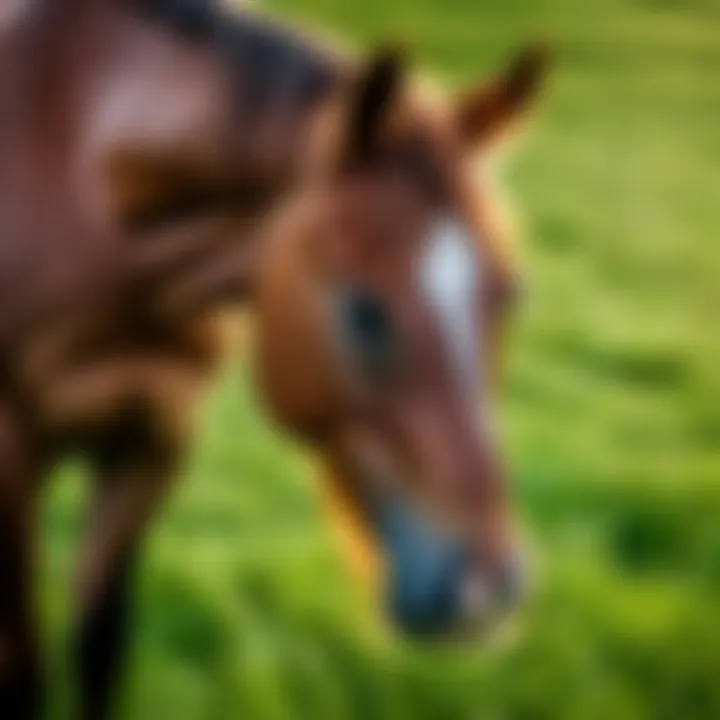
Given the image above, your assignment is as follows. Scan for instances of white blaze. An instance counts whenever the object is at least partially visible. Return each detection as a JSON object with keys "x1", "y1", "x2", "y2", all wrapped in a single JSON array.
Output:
[{"x1": 419, "y1": 218, "x2": 481, "y2": 392}]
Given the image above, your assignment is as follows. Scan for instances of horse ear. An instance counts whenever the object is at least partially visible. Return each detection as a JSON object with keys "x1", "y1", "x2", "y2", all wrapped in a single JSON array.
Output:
[
  {"x1": 456, "y1": 44, "x2": 550, "y2": 146},
  {"x1": 340, "y1": 44, "x2": 406, "y2": 166}
]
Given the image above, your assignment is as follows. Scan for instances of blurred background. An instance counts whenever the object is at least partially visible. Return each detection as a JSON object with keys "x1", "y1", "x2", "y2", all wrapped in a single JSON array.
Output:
[{"x1": 44, "y1": 0, "x2": 719, "y2": 717}]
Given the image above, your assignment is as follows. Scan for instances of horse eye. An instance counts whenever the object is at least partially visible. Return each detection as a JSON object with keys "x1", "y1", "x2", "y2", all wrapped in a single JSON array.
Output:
[{"x1": 342, "y1": 289, "x2": 395, "y2": 372}]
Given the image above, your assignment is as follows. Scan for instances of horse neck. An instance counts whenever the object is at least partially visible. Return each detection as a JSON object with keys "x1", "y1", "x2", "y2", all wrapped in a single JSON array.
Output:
[
  {"x1": 5, "y1": 0, "x2": 347, "y2": 212},
  {"x1": 13, "y1": 0, "x2": 108, "y2": 89}
]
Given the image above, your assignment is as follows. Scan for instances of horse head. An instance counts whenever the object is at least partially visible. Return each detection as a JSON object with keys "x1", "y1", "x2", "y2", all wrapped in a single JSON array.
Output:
[{"x1": 254, "y1": 45, "x2": 548, "y2": 638}]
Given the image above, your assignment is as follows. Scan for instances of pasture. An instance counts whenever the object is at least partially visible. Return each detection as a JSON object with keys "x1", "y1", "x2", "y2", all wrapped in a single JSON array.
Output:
[{"x1": 43, "y1": 0, "x2": 719, "y2": 717}]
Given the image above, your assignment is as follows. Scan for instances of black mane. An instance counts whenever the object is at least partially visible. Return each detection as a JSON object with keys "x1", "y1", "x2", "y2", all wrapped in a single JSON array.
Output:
[
  {"x1": 140, "y1": 0, "x2": 218, "y2": 41},
  {"x1": 138, "y1": 0, "x2": 341, "y2": 112}
]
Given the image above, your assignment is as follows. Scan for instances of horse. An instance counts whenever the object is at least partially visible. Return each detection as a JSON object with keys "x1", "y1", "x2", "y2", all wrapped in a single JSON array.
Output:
[{"x1": 0, "y1": 0, "x2": 547, "y2": 717}]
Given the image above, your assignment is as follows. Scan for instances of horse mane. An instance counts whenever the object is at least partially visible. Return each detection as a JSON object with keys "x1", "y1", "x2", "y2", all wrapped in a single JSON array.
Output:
[
  {"x1": 137, "y1": 0, "x2": 342, "y2": 118},
  {"x1": 139, "y1": 0, "x2": 218, "y2": 40}
]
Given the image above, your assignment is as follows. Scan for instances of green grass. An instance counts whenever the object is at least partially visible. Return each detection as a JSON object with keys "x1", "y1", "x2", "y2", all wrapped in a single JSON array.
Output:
[{"x1": 43, "y1": 0, "x2": 719, "y2": 717}]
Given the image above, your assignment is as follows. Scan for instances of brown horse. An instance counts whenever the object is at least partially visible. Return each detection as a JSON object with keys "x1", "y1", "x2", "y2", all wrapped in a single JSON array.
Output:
[{"x1": 0, "y1": 0, "x2": 547, "y2": 717}]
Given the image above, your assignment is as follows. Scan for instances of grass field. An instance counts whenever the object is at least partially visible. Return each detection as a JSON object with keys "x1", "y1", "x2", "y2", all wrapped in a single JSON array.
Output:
[{"x1": 43, "y1": 0, "x2": 720, "y2": 718}]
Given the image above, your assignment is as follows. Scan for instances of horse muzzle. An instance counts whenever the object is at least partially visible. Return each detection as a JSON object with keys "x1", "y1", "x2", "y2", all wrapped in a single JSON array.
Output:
[{"x1": 372, "y1": 492, "x2": 524, "y2": 638}]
